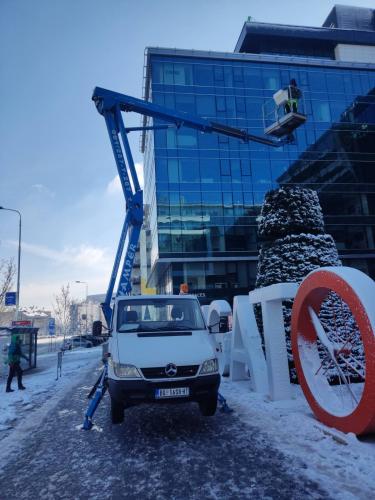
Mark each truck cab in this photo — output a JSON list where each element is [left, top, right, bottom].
[[107, 294, 220, 423]]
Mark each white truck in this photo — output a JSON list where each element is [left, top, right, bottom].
[[105, 294, 221, 424]]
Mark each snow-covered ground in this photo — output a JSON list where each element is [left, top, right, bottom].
[[0, 347, 100, 437], [220, 378, 375, 499], [0, 350, 374, 499]]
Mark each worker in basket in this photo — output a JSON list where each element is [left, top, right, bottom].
[[284, 79, 302, 114]]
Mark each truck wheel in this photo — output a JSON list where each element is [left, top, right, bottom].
[[110, 397, 124, 424], [199, 393, 218, 416]]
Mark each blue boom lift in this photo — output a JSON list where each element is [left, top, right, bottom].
[[82, 86, 305, 429], [92, 86, 304, 326]]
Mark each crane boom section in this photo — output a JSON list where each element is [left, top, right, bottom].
[[93, 87, 284, 147], [92, 86, 294, 326]]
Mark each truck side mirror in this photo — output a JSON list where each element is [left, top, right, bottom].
[[92, 320, 103, 336]]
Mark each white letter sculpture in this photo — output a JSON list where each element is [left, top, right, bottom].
[[230, 283, 298, 400], [230, 296, 269, 394]]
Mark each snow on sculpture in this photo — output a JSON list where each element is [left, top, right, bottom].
[[291, 266, 375, 435], [206, 300, 232, 376], [230, 296, 268, 394], [200, 305, 209, 324]]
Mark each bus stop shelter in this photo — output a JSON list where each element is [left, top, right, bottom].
[[0, 326, 38, 377]]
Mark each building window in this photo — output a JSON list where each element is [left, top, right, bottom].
[[179, 159, 200, 182], [194, 65, 214, 86], [233, 67, 243, 82], [243, 192, 254, 208], [177, 128, 198, 148], [175, 94, 195, 113], [216, 96, 226, 112], [196, 95, 216, 116], [236, 97, 246, 113], [231, 160, 241, 183], [153, 63, 193, 85], [164, 63, 175, 84], [201, 159, 220, 183], [263, 70, 280, 90], [152, 62, 164, 84], [155, 159, 168, 182], [220, 159, 230, 176], [223, 192, 233, 208], [243, 67, 262, 88], [174, 64, 193, 85], [167, 128, 177, 149], [313, 101, 331, 122], [214, 66, 224, 81], [241, 160, 251, 176], [167, 159, 179, 183]]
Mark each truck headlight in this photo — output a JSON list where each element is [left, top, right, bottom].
[[112, 362, 141, 378], [199, 358, 218, 374]]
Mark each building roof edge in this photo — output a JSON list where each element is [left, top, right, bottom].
[[145, 46, 375, 70]]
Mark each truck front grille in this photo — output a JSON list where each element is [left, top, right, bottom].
[[141, 365, 199, 379]]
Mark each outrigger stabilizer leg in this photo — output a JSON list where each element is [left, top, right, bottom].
[[82, 363, 108, 430], [218, 392, 233, 413]]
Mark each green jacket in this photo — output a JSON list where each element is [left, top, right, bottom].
[[8, 334, 27, 365]]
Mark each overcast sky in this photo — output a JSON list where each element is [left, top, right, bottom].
[[1, 0, 373, 308]]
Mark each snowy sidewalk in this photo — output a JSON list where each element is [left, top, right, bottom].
[[0, 347, 100, 435], [0, 354, 374, 499], [220, 378, 375, 499]]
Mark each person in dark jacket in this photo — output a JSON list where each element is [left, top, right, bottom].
[[6, 334, 28, 392], [284, 79, 302, 114]]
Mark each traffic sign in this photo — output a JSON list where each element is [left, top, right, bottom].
[[48, 318, 56, 336], [5, 292, 16, 306]]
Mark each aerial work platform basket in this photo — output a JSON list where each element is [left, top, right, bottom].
[[263, 86, 307, 138], [264, 111, 307, 138]]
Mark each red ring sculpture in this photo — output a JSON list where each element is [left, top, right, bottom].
[[291, 267, 375, 435]]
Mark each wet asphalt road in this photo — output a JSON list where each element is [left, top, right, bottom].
[[0, 368, 329, 500]]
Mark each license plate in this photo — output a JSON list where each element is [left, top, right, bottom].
[[155, 387, 190, 399]]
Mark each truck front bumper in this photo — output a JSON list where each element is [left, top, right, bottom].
[[108, 374, 220, 407]]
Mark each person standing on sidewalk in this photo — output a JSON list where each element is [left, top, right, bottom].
[[6, 334, 28, 392]]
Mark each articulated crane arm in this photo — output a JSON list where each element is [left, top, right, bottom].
[[93, 87, 292, 326]]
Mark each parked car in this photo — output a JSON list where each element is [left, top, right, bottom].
[[61, 338, 72, 351], [82, 335, 103, 346], [70, 336, 93, 348]]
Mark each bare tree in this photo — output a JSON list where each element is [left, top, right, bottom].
[[0, 258, 16, 312], [53, 284, 73, 339]]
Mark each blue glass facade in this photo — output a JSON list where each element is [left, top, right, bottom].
[[143, 30, 375, 301]]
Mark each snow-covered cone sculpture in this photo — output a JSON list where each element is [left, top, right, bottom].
[[255, 187, 363, 382]]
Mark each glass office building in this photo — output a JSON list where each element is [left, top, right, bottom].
[[142, 5, 375, 302]]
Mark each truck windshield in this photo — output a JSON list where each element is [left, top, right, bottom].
[[116, 298, 206, 333]]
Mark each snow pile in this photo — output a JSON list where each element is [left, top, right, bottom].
[[0, 348, 100, 434], [20, 306, 52, 318], [221, 378, 375, 499]]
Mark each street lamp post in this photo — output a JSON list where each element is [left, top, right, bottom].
[[0, 206, 22, 319], [75, 281, 88, 339]]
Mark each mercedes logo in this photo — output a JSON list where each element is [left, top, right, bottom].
[[165, 363, 177, 377]]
